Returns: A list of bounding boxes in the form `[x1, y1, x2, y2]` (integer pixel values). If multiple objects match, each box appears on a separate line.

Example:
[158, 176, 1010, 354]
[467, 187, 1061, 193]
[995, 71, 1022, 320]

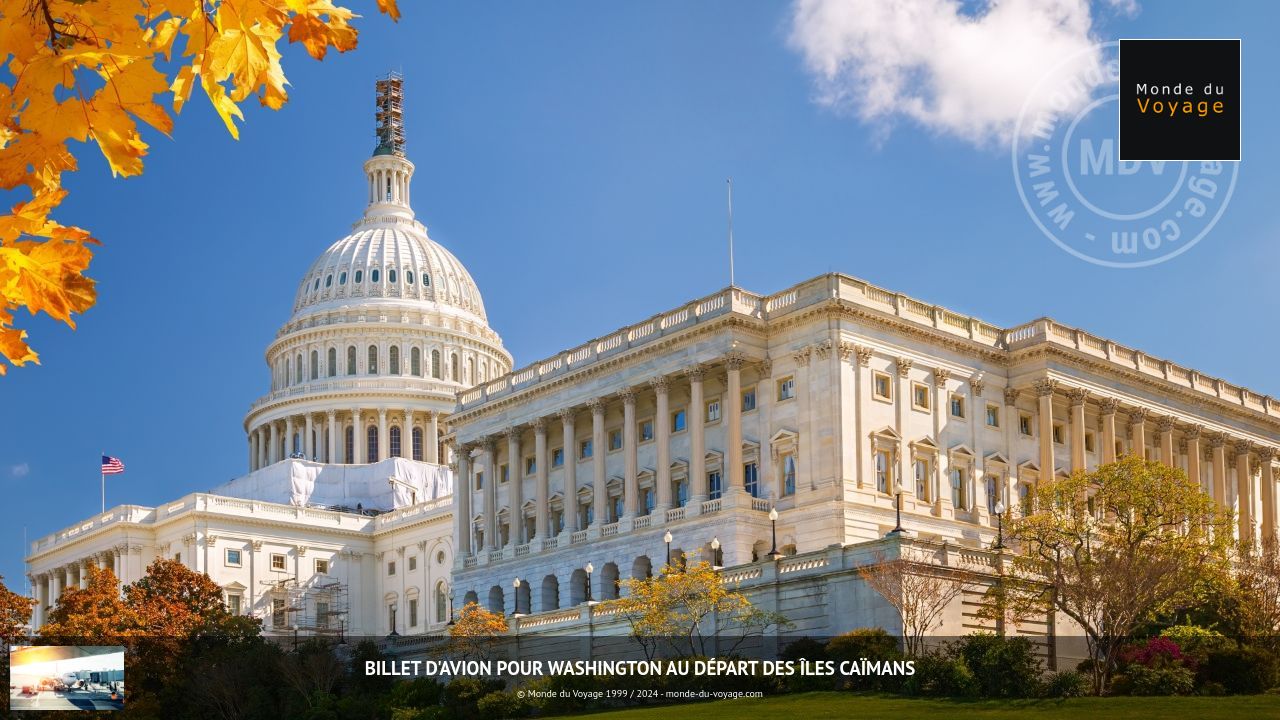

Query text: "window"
[674, 479, 688, 507]
[552, 448, 564, 467]
[608, 429, 623, 451]
[500, 463, 509, 483]
[225, 549, 242, 567]
[315, 559, 329, 574]
[986, 404, 1000, 427]
[371, 268, 381, 283]
[406, 270, 414, 285]
[1085, 431, 1096, 453]
[272, 598, 286, 627]
[347, 346, 357, 375]
[914, 458, 930, 499]
[782, 455, 796, 496]
[411, 347, 422, 376]
[310, 350, 319, 380]
[875, 450, 893, 493]
[345, 426, 354, 463]
[270, 553, 286, 571]
[313, 277, 320, 290]
[1019, 483, 1031, 514]
[742, 386, 757, 412]
[643, 488, 654, 516]
[1019, 413, 1033, 436]
[354, 269, 363, 284]
[325, 274, 333, 288]
[390, 426, 402, 457]
[450, 353, 459, 380]
[951, 467, 967, 509]
[744, 461, 760, 497]
[389, 346, 400, 374]
[387, 561, 396, 576]
[227, 594, 242, 615]
[708, 471, 723, 500]
[431, 349, 441, 379]
[339, 271, 347, 285]
[912, 382, 930, 411]
[525, 457, 536, 475]
[413, 427, 423, 460]
[986, 476, 999, 514]
[387, 603, 396, 631]
[950, 394, 966, 418]
[474, 471, 484, 491]
[706, 399, 721, 422]
[174, 552, 181, 563]
[328, 347, 337, 377]
[316, 601, 330, 628]
[408, 556, 417, 571]
[295, 354, 302, 384]
[367, 345, 379, 374]
[777, 376, 795, 401]
[1052, 423, 1064, 444]
[580, 439, 593, 459]
[366, 426, 378, 463]
[436, 584, 448, 623]
[409, 598, 418, 627]
[389, 268, 397, 284]
[873, 372, 892, 401]
[671, 410, 686, 433]
[639, 420, 654, 442]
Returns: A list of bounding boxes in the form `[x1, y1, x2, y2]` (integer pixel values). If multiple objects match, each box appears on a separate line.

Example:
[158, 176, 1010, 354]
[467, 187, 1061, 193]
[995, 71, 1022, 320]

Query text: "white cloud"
[10, 462, 29, 478]
[788, 0, 1116, 146]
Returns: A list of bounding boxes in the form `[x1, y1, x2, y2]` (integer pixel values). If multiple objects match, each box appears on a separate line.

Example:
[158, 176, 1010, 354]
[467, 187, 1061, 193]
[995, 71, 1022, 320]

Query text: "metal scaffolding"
[375, 72, 405, 156]
[260, 576, 349, 635]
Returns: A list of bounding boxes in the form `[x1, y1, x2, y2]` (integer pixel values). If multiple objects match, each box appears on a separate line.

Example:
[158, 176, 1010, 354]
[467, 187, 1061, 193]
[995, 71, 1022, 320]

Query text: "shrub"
[826, 628, 904, 692]
[476, 690, 531, 720]
[903, 653, 977, 698]
[781, 637, 835, 692]
[442, 677, 505, 719]
[949, 633, 1042, 698]
[1200, 647, 1279, 694]
[1124, 665, 1196, 696]
[1122, 637, 1185, 669]
[1040, 670, 1087, 699]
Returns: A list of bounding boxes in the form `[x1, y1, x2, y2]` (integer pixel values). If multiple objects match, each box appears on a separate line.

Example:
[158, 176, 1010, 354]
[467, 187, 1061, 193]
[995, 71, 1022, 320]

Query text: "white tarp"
[210, 458, 452, 511]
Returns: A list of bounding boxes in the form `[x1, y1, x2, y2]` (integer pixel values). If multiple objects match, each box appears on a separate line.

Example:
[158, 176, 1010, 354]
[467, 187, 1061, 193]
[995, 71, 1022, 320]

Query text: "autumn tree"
[125, 556, 237, 636]
[0, 574, 36, 643]
[856, 545, 969, 657]
[39, 564, 139, 639]
[447, 601, 508, 662]
[0, 0, 401, 375]
[605, 560, 791, 660]
[995, 456, 1232, 694]
[1235, 536, 1280, 654]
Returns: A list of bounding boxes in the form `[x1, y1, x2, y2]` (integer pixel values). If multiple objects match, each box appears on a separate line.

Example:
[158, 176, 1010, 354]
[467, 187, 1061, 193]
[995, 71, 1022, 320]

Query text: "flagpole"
[101, 449, 105, 514]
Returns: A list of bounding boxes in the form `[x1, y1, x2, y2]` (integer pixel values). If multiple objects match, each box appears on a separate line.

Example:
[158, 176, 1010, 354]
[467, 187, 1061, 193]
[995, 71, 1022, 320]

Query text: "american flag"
[101, 455, 125, 475]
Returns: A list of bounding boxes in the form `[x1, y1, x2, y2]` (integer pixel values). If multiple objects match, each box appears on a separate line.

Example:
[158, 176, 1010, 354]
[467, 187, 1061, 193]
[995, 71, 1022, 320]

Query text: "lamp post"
[447, 595, 455, 626]
[512, 577, 522, 615]
[768, 507, 782, 560]
[664, 530, 673, 569]
[291, 624, 299, 652]
[993, 501, 1007, 550]
[585, 563, 594, 603]
[710, 537, 722, 568]
[889, 481, 905, 535]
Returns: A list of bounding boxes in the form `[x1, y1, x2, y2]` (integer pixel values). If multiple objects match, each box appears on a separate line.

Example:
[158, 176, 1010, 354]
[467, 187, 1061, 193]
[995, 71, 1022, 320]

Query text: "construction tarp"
[210, 458, 452, 511]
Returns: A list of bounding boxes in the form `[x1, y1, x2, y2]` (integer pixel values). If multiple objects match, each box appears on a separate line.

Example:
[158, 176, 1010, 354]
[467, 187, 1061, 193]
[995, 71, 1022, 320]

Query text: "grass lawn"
[547, 691, 1280, 719]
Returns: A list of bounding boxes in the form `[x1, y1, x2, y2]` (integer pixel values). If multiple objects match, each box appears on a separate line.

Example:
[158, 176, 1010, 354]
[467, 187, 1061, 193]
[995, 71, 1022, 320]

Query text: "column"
[1236, 441, 1253, 544]
[590, 399, 608, 527]
[455, 444, 471, 555]
[1034, 379, 1056, 481]
[258, 427, 267, 469]
[507, 427, 524, 543]
[49, 569, 61, 612]
[1068, 389, 1089, 472]
[1129, 409, 1148, 460]
[933, 368, 951, 516]
[378, 408, 389, 462]
[32, 575, 44, 628]
[1100, 398, 1118, 464]
[855, 347, 873, 489]
[327, 410, 338, 464]
[405, 410, 415, 459]
[269, 422, 280, 464]
[483, 439, 497, 551]
[305, 414, 315, 460]
[1210, 435, 1227, 511]
[1158, 416, 1175, 466]
[1002, 388, 1019, 507]
[428, 412, 440, 463]
[534, 418, 549, 538]
[79, 561, 88, 589]
[758, 359, 776, 499]
[652, 378, 671, 513]
[726, 353, 745, 495]
[352, 409, 363, 464]
[1185, 427, 1204, 491]
[1260, 448, 1276, 545]
[560, 409, 579, 532]
[896, 358, 913, 496]
[285, 415, 295, 458]
[687, 369, 706, 505]
[622, 389, 638, 518]
[248, 433, 256, 471]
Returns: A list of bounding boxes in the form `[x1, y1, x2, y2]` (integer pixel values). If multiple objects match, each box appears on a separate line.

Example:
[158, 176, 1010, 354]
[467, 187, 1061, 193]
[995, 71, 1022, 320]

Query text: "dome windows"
[325, 274, 333, 288]
[406, 270, 414, 285]
[313, 278, 320, 291]
[355, 270, 363, 284]
[367, 345, 379, 375]
[422, 273, 431, 286]
[339, 271, 347, 285]
[389, 269, 397, 284]
[346, 346, 357, 376]
[371, 269, 381, 284]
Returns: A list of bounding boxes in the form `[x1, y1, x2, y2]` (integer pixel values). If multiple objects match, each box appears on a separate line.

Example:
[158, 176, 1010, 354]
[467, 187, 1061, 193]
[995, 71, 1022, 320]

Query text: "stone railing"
[251, 376, 455, 412]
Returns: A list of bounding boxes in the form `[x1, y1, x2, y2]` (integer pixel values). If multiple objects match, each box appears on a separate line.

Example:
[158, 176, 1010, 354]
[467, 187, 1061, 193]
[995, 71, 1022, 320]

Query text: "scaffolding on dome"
[374, 72, 405, 156]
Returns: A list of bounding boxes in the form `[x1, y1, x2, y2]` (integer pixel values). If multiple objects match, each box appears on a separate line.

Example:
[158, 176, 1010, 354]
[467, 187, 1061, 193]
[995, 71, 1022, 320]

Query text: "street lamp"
[664, 530, 673, 568]
[710, 537, 722, 568]
[447, 595, 455, 626]
[768, 507, 782, 560]
[888, 480, 905, 535]
[585, 562, 594, 603]
[512, 577, 523, 615]
[993, 501, 1007, 550]
[291, 623, 299, 651]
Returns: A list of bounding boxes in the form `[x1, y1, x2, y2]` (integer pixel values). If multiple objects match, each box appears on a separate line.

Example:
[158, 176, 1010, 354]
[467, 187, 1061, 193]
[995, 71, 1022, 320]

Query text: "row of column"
[455, 353, 758, 557]
[248, 408, 441, 470]
[29, 546, 136, 628]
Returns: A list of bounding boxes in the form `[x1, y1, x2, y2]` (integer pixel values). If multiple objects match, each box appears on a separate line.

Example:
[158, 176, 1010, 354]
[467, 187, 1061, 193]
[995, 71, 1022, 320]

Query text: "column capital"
[1157, 415, 1176, 433]
[1032, 378, 1058, 398]
[1234, 439, 1254, 456]
[685, 365, 706, 382]
[1184, 423, 1203, 440]
[1209, 433, 1226, 449]
[855, 345, 874, 367]
[649, 376, 670, 394]
[726, 351, 747, 371]
[1178, 438, 1188, 454]
[1258, 446, 1275, 462]
[482, 436, 498, 454]
[378, 407, 388, 419]
[1128, 408, 1148, 426]
[619, 388, 637, 406]
[969, 374, 985, 397]
[1066, 387, 1090, 407]
[759, 356, 773, 377]
[1003, 387, 1019, 406]
[814, 339, 833, 360]
[532, 417, 547, 435]
[837, 341, 855, 362]
[895, 357, 913, 377]
[933, 367, 951, 385]
[557, 407, 576, 423]
[1098, 397, 1120, 415]
[326, 408, 337, 418]
[588, 398, 607, 416]
[504, 426, 522, 442]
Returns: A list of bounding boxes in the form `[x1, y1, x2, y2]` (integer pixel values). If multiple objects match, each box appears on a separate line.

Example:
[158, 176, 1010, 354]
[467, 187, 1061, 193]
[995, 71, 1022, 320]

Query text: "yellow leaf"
[0, 309, 39, 374]
[0, 239, 97, 327]
[377, 0, 401, 22]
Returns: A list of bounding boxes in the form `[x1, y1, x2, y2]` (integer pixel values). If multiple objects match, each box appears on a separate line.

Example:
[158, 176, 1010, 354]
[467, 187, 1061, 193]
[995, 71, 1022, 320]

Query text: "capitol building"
[24, 78, 1280, 663]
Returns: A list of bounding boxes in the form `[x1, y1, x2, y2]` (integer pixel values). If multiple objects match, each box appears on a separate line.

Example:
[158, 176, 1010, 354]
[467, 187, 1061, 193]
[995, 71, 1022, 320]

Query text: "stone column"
[352, 409, 363, 464]
[534, 418, 549, 538]
[855, 347, 873, 490]
[378, 409, 389, 462]
[1236, 441, 1254, 544]
[507, 427, 524, 543]
[428, 412, 440, 463]
[652, 378, 671, 513]
[687, 369, 706, 505]
[405, 410, 415, 459]
[1186, 425, 1203, 490]
[726, 353, 745, 495]
[896, 358, 913, 496]
[249, 432, 257, 471]
[455, 444, 471, 555]
[1129, 409, 1148, 460]
[1211, 435, 1228, 511]
[1033, 379, 1057, 481]
[258, 427, 268, 469]
[327, 410, 338, 463]
[590, 400, 607, 527]
[268, 422, 280, 464]
[1099, 398, 1118, 464]
[560, 409, 579, 532]
[1158, 416, 1175, 466]
[483, 439, 497, 551]
[49, 569, 62, 611]
[758, 358, 775, 499]
[32, 575, 44, 628]
[1003, 388, 1019, 507]
[1068, 388, 1089, 472]
[622, 389, 638, 518]
[305, 414, 315, 460]
[933, 367, 952, 517]
[285, 416, 295, 457]
[1260, 448, 1276, 545]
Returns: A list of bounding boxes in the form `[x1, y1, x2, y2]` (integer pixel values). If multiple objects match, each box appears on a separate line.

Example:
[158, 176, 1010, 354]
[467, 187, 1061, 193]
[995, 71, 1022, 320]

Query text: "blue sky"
[3, 1, 1276, 589]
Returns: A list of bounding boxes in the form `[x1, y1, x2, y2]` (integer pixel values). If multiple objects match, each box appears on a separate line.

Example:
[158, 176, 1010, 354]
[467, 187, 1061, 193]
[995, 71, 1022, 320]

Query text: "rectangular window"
[525, 456, 537, 475]
[671, 410, 687, 433]
[225, 549, 242, 567]
[317, 601, 330, 628]
[608, 429, 623, 451]
[1019, 413, 1033, 436]
[777, 376, 795, 401]
[675, 479, 688, 508]
[474, 471, 484, 490]
[986, 404, 1000, 428]
[1052, 424, 1064, 445]
[272, 598, 286, 627]
[1085, 431, 1096, 453]
[875, 449, 893, 494]
[643, 489, 654, 516]
[387, 561, 396, 576]
[408, 556, 417, 572]
[409, 598, 419, 628]
[270, 553, 286, 571]
[950, 394, 966, 418]
[708, 471, 723, 500]
[639, 419, 654, 442]
[552, 447, 564, 467]
[174, 553, 181, 563]
[227, 594, 242, 616]
[500, 463, 509, 483]
[914, 458, 930, 499]
[744, 461, 759, 497]
[951, 467, 966, 509]
[742, 387, 757, 412]
[873, 372, 892, 401]
[986, 476, 999, 514]
[611, 496, 624, 523]
[912, 382, 930, 411]
[580, 439, 593, 459]
[706, 399, 721, 422]
[314, 558, 329, 575]
[782, 455, 796, 496]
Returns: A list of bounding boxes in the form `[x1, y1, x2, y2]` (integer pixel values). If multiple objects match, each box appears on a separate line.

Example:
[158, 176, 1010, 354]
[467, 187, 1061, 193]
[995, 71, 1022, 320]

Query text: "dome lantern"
[364, 72, 415, 222]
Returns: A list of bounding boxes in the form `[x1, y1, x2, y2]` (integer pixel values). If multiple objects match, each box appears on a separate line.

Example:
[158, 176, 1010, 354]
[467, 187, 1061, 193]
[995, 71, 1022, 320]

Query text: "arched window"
[327, 348, 337, 377]
[431, 349, 441, 379]
[371, 268, 381, 284]
[412, 427, 423, 461]
[355, 269, 363, 284]
[450, 353, 459, 381]
[389, 346, 400, 374]
[411, 347, 422, 376]
[406, 270, 414, 285]
[347, 346, 357, 376]
[367, 345, 378, 375]
[367, 426, 379, 463]
[310, 350, 318, 380]
[390, 426, 402, 457]
[435, 582, 448, 624]
[339, 271, 347, 285]
[345, 426, 354, 464]
[324, 274, 333, 288]
[295, 354, 302, 384]
[389, 268, 397, 284]
[423, 273, 431, 286]
[313, 278, 320, 291]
